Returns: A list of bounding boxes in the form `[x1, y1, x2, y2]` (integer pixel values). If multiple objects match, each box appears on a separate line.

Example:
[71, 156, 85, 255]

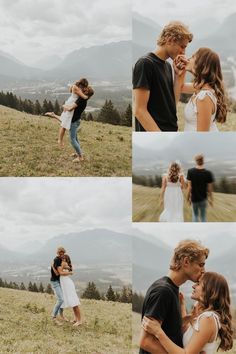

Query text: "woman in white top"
[159, 162, 185, 222]
[142, 272, 233, 354]
[174, 48, 227, 131]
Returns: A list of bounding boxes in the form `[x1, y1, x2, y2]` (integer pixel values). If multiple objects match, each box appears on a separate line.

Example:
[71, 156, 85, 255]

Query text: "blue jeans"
[192, 200, 207, 222]
[51, 280, 64, 318]
[70, 119, 82, 156]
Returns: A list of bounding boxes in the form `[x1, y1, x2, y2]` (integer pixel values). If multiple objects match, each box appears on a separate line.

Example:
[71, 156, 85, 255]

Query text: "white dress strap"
[193, 311, 221, 340]
[193, 90, 217, 113]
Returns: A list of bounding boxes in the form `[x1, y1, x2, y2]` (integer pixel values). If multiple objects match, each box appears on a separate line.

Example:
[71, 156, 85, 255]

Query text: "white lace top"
[183, 311, 221, 354]
[184, 90, 218, 131]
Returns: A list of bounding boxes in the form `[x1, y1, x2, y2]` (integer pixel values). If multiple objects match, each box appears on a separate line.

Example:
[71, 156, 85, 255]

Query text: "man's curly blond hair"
[157, 21, 193, 46]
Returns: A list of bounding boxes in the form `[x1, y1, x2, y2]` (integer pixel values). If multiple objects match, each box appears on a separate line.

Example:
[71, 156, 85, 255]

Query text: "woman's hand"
[142, 316, 162, 338]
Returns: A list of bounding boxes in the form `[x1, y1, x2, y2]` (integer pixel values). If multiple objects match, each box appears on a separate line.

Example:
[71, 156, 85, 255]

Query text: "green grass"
[0, 105, 131, 176]
[132, 184, 236, 222]
[0, 288, 132, 354]
[177, 102, 236, 131]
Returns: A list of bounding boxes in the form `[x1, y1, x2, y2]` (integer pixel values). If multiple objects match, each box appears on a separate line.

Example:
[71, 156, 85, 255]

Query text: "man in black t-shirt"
[133, 21, 193, 131]
[139, 240, 209, 353]
[187, 154, 214, 222]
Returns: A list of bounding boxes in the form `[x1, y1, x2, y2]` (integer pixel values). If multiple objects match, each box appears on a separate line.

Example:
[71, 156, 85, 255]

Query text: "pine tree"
[20, 282, 26, 290]
[54, 99, 61, 115]
[121, 104, 132, 126]
[97, 100, 120, 125]
[34, 100, 42, 115]
[82, 282, 101, 300]
[28, 281, 34, 292]
[32, 283, 39, 292]
[0, 278, 4, 287]
[45, 283, 53, 294]
[106, 285, 116, 302]
[38, 282, 44, 293]
[87, 112, 94, 121]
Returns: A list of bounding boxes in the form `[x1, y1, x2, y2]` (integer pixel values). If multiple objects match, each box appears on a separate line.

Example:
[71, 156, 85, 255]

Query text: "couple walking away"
[140, 239, 233, 354]
[159, 154, 214, 222]
[46, 78, 94, 162]
[133, 21, 227, 132]
[50, 247, 82, 326]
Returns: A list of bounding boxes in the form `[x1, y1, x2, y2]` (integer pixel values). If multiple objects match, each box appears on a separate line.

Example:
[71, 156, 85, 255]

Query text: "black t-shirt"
[139, 276, 183, 354]
[71, 97, 87, 123]
[187, 167, 214, 202]
[50, 256, 62, 281]
[133, 53, 177, 132]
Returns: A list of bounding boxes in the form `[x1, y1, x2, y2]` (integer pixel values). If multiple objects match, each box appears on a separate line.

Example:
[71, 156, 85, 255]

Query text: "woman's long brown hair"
[193, 48, 227, 123]
[168, 162, 181, 183]
[199, 272, 233, 351]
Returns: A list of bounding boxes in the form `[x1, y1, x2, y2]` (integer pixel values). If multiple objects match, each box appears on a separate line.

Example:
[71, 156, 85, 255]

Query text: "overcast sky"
[0, 0, 131, 66]
[0, 178, 132, 250]
[134, 223, 236, 247]
[133, 0, 236, 26]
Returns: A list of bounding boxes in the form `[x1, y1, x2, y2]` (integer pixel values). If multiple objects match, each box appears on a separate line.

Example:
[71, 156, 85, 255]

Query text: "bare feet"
[72, 156, 81, 163]
[45, 112, 57, 119]
[58, 139, 64, 148]
[72, 321, 82, 327]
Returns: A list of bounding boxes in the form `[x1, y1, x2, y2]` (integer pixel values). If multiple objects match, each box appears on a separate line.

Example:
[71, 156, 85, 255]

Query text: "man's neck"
[167, 270, 187, 287]
[196, 165, 205, 169]
[153, 47, 169, 61]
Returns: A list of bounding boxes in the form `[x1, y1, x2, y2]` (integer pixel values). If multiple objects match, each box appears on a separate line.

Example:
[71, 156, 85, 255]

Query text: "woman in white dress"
[174, 48, 227, 131]
[142, 272, 233, 354]
[56, 254, 82, 326]
[159, 162, 185, 222]
[45, 78, 89, 147]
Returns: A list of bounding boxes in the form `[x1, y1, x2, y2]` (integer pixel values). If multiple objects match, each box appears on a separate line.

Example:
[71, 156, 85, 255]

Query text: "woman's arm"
[159, 176, 167, 208]
[72, 85, 88, 99]
[143, 316, 215, 354]
[196, 96, 215, 131]
[179, 175, 186, 190]
[57, 266, 73, 276]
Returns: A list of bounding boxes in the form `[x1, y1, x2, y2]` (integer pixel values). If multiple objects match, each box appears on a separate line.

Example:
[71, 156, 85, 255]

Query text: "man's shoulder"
[148, 277, 174, 295]
[134, 53, 156, 68]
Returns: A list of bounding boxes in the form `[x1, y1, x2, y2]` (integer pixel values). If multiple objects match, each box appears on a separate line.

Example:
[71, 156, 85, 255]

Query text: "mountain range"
[0, 41, 131, 88]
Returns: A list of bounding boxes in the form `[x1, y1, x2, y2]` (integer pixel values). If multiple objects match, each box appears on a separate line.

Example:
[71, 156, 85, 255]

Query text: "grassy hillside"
[0, 288, 131, 354]
[132, 184, 236, 222]
[177, 102, 236, 131]
[0, 105, 131, 176]
[132, 312, 236, 354]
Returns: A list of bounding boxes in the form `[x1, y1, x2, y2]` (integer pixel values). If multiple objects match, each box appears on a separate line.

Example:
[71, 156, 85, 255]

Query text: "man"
[133, 21, 193, 131]
[139, 239, 209, 353]
[187, 154, 214, 222]
[50, 246, 73, 325]
[63, 86, 94, 162]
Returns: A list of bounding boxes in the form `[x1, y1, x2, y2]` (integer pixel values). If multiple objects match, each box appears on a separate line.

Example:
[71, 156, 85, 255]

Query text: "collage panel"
[133, 0, 236, 132]
[0, 0, 132, 177]
[0, 177, 132, 354]
[133, 133, 236, 222]
[132, 223, 236, 353]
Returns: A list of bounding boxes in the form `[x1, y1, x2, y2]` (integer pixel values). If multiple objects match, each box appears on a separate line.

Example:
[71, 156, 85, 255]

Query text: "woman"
[175, 48, 227, 131]
[53, 254, 82, 326]
[142, 272, 233, 354]
[159, 162, 185, 222]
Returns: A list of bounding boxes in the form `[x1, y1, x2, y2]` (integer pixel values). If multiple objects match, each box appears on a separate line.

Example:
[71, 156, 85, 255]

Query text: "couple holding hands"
[133, 21, 227, 132]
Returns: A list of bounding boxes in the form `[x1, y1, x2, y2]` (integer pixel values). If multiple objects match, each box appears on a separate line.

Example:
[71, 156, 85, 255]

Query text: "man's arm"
[57, 266, 73, 276]
[63, 103, 78, 112]
[139, 326, 167, 354]
[133, 88, 161, 131]
[207, 183, 213, 206]
[187, 180, 192, 204]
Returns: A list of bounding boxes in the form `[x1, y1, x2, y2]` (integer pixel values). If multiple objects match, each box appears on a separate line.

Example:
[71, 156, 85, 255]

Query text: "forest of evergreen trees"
[133, 174, 236, 194]
[0, 91, 132, 127]
[0, 278, 132, 303]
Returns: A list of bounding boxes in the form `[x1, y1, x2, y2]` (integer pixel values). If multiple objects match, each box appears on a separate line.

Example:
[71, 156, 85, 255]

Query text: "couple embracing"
[140, 240, 233, 354]
[133, 21, 227, 132]
[159, 154, 214, 222]
[46, 78, 94, 162]
[50, 247, 82, 326]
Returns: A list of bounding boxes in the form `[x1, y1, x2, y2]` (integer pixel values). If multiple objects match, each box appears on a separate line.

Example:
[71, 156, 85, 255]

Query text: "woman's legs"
[72, 305, 82, 326]
[45, 112, 61, 123]
[58, 127, 66, 147]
